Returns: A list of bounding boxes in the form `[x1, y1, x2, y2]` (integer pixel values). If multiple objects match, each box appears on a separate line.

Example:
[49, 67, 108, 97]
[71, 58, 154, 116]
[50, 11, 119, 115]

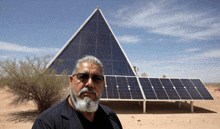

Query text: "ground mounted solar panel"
[102, 76, 144, 100]
[138, 78, 157, 99]
[170, 79, 192, 100]
[116, 77, 132, 99]
[105, 76, 119, 99]
[137, 78, 214, 101]
[149, 78, 169, 99]
[127, 77, 143, 99]
[190, 79, 214, 100]
[160, 78, 180, 100]
[101, 85, 107, 99]
[180, 79, 203, 100]
[105, 77, 215, 102]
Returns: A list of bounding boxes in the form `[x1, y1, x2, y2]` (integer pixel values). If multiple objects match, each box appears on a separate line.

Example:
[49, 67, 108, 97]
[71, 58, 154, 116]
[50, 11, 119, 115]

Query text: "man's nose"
[85, 77, 95, 88]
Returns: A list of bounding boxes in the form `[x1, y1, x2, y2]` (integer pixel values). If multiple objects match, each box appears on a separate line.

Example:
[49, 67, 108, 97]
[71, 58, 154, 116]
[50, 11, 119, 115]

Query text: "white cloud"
[199, 50, 220, 58]
[133, 58, 220, 82]
[113, 0, 220, 41]
[186, 48, 201, 52]
[117, 35, 141, 43]
[131, 49, 220, 82]
[0, 41, 59, 54]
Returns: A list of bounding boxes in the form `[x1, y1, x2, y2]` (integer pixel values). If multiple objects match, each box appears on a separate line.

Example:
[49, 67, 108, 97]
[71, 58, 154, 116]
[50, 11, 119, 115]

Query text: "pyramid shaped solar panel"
[47, 7, 135, 76]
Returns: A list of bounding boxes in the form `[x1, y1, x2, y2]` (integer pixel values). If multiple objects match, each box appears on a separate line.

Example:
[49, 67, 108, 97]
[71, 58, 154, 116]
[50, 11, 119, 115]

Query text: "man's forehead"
[77, 61, 102, 74]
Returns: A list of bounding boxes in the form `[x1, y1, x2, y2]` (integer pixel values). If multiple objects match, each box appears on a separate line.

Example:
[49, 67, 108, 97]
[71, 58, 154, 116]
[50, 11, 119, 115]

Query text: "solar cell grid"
[170, 79, 191, 99]
[149, 78, 168, 99]
[101, 86, 107, 98]
[127, 77, 143, 99]
[116, 77, 132, 99]
[181, 79, 195, 89]
[190, 79, 204, 88]
[190, 79, 213, 100]
[48, 9, 136, 76]
[139, 78, 157, 99]
[191, 79, 213, 100]
[180, 79, 203, 100]
[105, 76, 119, 99]
[160, 79, 180, 100]
[196, 89, 213, 100]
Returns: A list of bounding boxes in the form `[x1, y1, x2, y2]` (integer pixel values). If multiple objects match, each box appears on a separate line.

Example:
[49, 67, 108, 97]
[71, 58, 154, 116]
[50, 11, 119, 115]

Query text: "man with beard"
[32, 55, 122, 129]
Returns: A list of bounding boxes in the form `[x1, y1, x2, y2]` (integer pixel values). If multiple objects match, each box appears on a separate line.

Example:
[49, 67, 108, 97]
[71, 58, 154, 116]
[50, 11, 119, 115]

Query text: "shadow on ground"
[7, 110, 40, 123]
[100, 101, 217, 114]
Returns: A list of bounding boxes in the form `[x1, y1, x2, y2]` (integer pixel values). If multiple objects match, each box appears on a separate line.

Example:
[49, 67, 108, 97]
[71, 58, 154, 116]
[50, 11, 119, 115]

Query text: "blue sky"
[1, 0, 220, 82]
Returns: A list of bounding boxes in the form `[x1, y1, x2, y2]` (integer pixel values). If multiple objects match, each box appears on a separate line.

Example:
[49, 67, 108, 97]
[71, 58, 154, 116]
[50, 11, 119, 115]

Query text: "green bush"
[0, 55, 69, 112]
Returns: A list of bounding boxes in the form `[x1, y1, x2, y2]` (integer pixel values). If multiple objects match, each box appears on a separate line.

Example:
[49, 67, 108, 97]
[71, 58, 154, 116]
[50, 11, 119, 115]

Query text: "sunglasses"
[73, 73, 104, 83]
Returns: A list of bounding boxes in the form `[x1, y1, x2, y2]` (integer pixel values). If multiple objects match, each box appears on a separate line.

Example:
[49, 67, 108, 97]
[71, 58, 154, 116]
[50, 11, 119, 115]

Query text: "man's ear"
[69, 76, 74, 89]
[69, 76, 73, 82]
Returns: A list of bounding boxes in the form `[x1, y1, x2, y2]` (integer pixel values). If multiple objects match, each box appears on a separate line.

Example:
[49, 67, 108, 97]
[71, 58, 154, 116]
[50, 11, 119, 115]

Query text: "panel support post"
[178, 101, 181, 108]
[143, 100, 146, 113]
[138, 101, 141, 105]
[190, 101, 194, 113]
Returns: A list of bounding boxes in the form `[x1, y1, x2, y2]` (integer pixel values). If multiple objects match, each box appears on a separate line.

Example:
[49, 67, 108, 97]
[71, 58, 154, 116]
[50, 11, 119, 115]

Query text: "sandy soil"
[0, 85, 219, 129]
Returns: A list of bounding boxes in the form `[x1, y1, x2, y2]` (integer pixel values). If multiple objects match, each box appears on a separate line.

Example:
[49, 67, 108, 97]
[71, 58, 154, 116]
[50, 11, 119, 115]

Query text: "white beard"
[69, 87, 101, 112]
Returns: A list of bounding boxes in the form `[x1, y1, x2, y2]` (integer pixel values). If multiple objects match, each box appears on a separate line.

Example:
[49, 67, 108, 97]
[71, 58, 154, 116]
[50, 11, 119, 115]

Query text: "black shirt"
[32, 96, 122, 129]
[76, 106, 113, 129]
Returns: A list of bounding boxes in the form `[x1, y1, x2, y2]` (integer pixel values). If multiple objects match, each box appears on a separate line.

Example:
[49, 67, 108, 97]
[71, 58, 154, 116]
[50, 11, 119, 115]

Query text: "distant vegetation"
[141, 72, 148, 77]
[204, 83, 220, 87]
[0, 55, 69, 112]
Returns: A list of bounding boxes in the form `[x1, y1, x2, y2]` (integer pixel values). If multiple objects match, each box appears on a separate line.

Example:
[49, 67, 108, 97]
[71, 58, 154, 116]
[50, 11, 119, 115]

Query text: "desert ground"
[0, 84, 219, 129]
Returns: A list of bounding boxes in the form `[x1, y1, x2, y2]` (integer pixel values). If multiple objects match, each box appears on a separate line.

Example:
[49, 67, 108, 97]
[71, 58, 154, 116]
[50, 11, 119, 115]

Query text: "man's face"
[69, 61, 104, 101]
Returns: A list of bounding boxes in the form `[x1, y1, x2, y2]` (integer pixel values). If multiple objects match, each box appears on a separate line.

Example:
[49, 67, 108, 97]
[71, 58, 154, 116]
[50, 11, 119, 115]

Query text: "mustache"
[78, 87, 98, 97]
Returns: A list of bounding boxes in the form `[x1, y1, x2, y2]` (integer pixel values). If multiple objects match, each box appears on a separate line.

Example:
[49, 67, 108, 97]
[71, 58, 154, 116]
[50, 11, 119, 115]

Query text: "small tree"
[0, 55, 69, 112]
[141, 72, 148, 77]
[162, 75, 167, 78]
[133, 66, 139, 77]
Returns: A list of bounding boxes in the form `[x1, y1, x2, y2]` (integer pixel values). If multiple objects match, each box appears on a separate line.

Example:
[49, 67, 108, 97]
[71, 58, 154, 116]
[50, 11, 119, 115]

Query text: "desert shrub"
[0, 55, 69, 112]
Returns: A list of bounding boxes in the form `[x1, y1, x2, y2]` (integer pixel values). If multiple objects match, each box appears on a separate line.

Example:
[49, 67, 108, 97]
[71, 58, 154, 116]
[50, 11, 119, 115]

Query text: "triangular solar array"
[47, 8, 214, 101]
[47, 7, 135, 76]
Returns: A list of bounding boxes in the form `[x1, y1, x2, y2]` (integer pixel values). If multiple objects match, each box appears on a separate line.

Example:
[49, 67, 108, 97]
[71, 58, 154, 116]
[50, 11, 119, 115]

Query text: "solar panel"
[101, 85, 107, 99]
[126, 77, 143, 99]
[103, 76, 144, 100]
[47, 8, 135, 76]
[116, 77, 132, 99]
[138, 78, 157, 99]
[170, 79, 191, 99]
[160, 78, 180, 100]
[149, 78, 169, 99]
[105, 76, 119, 99]
[180, 79, 203, 100]
[46, 7, 214, 104]
[190, 79, 213, 100]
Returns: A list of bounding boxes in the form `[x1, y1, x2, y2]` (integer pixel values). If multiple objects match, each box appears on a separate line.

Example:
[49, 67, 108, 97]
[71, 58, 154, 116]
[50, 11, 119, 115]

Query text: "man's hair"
[72, 55, 104, 75]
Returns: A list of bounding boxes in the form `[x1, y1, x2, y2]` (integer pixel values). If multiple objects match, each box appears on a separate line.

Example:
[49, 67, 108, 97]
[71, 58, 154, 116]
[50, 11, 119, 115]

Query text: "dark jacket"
[32, 96, 122, 129]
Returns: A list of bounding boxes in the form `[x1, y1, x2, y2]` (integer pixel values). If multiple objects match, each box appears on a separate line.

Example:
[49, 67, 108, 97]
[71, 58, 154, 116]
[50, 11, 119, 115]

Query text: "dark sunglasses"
[73, 73, 104, 83]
